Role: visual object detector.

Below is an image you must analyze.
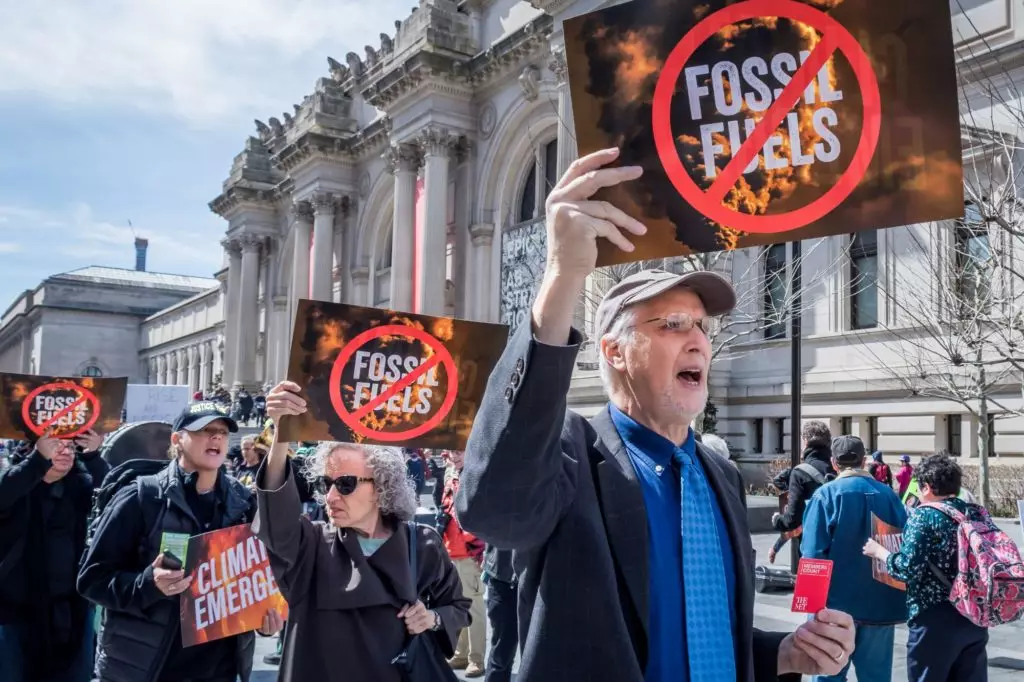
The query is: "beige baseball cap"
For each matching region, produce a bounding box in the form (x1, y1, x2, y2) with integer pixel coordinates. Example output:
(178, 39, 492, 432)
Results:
(595, 268, 736, 338)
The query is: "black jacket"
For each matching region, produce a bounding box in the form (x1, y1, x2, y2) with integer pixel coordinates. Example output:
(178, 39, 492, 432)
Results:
(78, 459, 257, 682)
(0, 448, 108, 676)
(455, 324, 797, 682)
(772, 445, 835, 533)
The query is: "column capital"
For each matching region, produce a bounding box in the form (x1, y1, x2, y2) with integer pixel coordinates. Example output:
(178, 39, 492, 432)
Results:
(548, 44, 567, 85)
(312, 192, 337, 216)
(383, 143, 422, 174)
(470, 222, 495, 247)
(272, 295, 288, 310)
(292, 200, 314, 223)
(238, 234, 264, 253)
(221, 237, 242, 255)
(417, 126, 459, 158)
(351, 266, 370, 283)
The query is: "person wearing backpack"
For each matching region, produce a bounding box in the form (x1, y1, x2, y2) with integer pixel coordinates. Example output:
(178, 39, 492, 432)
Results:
(77, 401, 282, 682)
(863, 453, 993, 681)
(772, 420, 836, 536)
(0, 429, 108, 682)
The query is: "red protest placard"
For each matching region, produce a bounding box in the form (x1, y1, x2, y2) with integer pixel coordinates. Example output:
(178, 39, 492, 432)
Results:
(179, 525, 288, 647)
(792, 558, 833, 613)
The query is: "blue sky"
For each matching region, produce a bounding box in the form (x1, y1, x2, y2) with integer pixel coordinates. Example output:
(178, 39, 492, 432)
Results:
(0, 0, 411, 308)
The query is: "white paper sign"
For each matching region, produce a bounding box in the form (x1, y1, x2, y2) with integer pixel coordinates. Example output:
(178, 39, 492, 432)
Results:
(125, 384, 191, 424)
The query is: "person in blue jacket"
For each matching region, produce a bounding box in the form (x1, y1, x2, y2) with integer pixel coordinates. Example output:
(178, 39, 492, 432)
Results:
(801, 435, 909, 682)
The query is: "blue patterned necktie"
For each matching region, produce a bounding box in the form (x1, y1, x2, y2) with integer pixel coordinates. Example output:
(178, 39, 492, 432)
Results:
(674, 447, 737, 682)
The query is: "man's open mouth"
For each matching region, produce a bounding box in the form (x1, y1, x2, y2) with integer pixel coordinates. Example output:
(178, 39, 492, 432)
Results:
(677, 368, 703, 387)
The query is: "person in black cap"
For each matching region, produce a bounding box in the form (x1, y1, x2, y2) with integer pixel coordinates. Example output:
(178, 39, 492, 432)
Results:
(78, 401, 282, 682)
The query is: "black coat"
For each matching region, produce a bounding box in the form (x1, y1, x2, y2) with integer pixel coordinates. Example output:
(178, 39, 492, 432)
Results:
(773, 445, 835, 533)
(78, 459, 257, 682)
(0, 449, 108, 676)
(456, 324, 798, 682)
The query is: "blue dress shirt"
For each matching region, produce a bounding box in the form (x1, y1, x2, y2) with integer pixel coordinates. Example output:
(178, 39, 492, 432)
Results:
(609, 405, 737, 682)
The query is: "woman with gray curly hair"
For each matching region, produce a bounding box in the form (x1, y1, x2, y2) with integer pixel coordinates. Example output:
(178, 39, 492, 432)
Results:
(252, 381, 470, 682)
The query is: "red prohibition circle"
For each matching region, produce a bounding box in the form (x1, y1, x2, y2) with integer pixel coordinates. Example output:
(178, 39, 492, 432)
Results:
(21, 382, 101, 438)
(652, 0, 881, 234)
(328, 325, 459, 442)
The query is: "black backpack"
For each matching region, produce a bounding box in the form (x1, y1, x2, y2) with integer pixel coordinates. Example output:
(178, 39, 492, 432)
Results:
(86, 458, 169, 548)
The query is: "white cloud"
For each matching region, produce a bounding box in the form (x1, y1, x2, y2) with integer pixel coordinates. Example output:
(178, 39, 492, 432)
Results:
(0, 202, 221, 269)
(0, 0, 412, 126)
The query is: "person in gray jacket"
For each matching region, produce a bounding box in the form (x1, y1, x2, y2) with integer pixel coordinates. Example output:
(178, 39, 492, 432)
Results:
(455, 147, 856, 682)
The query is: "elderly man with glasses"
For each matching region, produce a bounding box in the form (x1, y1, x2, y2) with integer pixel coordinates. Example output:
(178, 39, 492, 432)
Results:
(455, 147, 856, 682)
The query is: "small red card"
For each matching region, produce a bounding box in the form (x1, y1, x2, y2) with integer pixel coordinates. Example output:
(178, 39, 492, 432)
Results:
(791, 558, 833, 613)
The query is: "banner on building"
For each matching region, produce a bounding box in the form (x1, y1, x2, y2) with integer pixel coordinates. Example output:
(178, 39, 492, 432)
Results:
(870, 512, 906, 590)
(0, 373, 127, 440)
(499, 219, 547, 336)
(279, 300, 508, 449)
(179, 524, 288, 647)
(124, 384, 192, 424)
(564, 0, 963, 265)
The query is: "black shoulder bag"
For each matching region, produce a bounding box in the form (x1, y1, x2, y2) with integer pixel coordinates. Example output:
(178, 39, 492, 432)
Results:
(391, 522, 460, 682)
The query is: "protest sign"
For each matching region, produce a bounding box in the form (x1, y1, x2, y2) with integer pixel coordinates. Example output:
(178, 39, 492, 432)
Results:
(563, 0, 962, 265)
(279, 300, 508, 449)
(0, 373, 127, 440)
(180, 525, 288, 647)
(124, 384, 191, 424)
(870, 512, 906, 590)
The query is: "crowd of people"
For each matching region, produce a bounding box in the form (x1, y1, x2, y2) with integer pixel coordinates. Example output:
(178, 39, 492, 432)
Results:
(1, 147, 1021, 682)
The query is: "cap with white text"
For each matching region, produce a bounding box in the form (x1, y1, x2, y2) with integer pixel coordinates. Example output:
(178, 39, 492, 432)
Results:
(172, 401, 239, 433)
(595, 268, 737, 339)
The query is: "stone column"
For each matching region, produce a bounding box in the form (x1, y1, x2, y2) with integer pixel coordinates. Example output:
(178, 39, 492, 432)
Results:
(332, 197, 353, 303)
(199, 342, 210, 393)
(469, 223, 495, 321)
(272, 296, 290, 382)
(155, 356, 165, 385)
(20, 327, 32, 373)
(222, 240, 243, 386)
(213, 337, 225, 386)
(417, 127, 456, 315)
(549, 46, 576, 178)
(234, 235, 263, 389)
(310, 194, 336, 302)
(386, 143, 419, 311)
(351, 267, 370, 306)
(174, 350, 185, 385)
(290, 201, 313, 303)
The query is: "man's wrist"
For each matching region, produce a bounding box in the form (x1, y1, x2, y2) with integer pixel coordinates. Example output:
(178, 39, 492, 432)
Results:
(776, 633, 796, 675)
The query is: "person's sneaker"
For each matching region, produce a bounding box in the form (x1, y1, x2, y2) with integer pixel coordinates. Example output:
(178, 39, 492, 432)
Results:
(465, 662, 485, 678)
(447, 658, 469, 670)
(263, 653, 281, 666)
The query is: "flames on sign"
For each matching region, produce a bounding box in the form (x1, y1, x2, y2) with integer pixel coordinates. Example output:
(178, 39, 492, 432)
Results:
(310, 311, 455, 442)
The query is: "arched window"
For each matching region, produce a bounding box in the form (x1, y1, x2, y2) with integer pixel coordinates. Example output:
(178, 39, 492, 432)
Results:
(81, 365, 103, 377)
(517, 139, 558, 224)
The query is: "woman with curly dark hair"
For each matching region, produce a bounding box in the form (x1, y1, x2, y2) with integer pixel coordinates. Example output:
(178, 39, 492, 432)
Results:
(864, 452, 989, 681)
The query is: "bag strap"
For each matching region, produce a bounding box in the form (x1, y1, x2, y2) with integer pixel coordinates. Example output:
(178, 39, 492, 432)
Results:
(928, 561, 954, 590)
(407, 521, 419, 597)
(795, 462, 825, 485)
(920, 501, 968, 525)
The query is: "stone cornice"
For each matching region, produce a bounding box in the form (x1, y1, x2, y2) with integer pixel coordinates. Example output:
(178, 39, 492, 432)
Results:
(272, 116, 392, 172)
(525, 0, 575, 15)
(209, 185, 278, 217)
(464, 14, 554, 87)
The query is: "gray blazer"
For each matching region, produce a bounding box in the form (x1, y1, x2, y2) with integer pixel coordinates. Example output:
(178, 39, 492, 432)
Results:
(456, 324, 798, 682)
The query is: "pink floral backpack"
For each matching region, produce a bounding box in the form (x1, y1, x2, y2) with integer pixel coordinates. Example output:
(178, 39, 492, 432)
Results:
(922, 502, 1024, 627)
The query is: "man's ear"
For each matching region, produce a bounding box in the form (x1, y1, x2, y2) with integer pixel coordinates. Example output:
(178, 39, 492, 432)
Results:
(600, 335, 628, 372)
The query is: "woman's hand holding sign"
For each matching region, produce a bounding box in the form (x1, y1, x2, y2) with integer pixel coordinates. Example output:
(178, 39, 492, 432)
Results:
(533, 148, 646, 345)
(264, 381, 307, 490)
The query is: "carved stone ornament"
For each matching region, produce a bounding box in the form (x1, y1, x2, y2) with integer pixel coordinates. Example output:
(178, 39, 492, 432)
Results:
(238, 234, 264, 252)
(220, 238, 242, 255)
(470, 222, 495, 247)
(479, 101, 497, 139)
(418, 126, 457, 157)
(383, 143, 421, 174)
(358, 171, 371, 198)
(519, 64, 541, 102)
(292, 200, 314, 223)
(548, 45, 567, 84)
(312, 193, 337, 215)
(352, 266, 370, 282)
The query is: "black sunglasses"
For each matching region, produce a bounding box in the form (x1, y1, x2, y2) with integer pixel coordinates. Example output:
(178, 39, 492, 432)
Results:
(315, 475, 374, 496)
